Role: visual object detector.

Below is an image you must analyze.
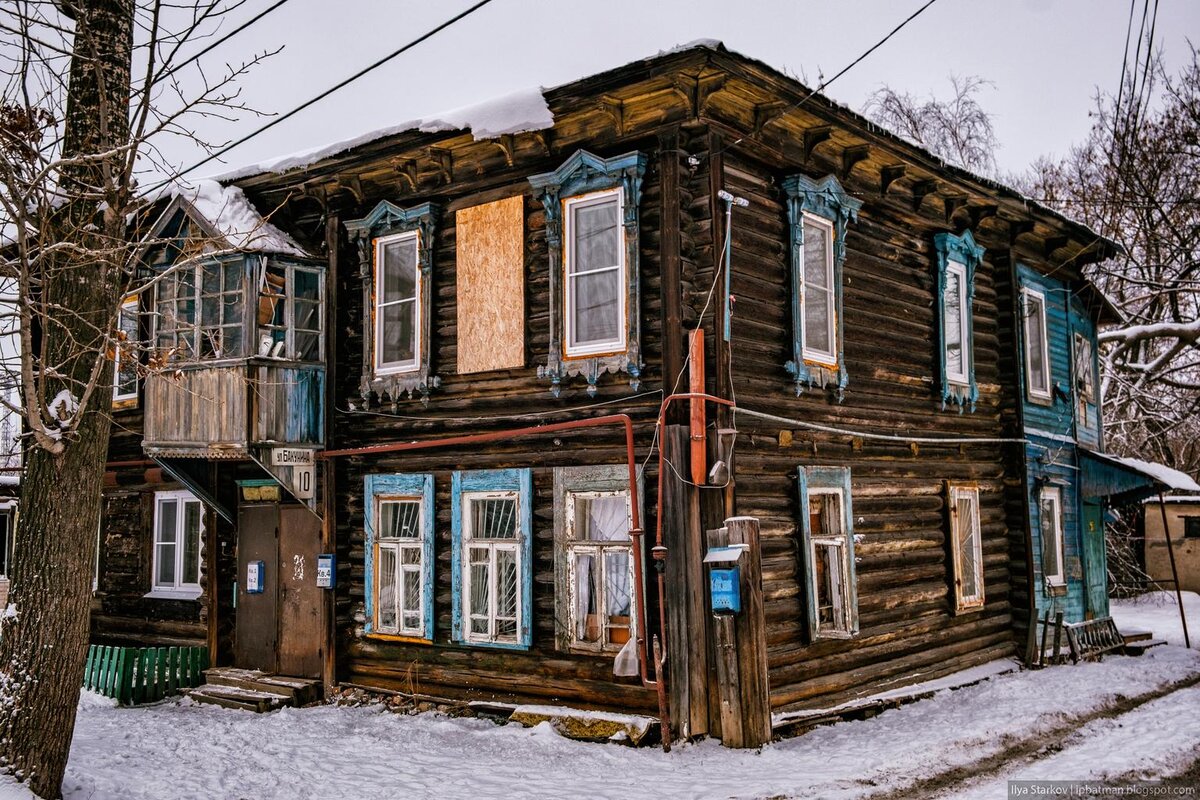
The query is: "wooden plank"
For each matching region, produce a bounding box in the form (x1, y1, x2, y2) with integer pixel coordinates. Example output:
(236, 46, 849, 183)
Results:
(455, 195, 525, 373)
(658, 129, 684, 406)
(663, 425, 693, 739)
(726, 516, 771, 747)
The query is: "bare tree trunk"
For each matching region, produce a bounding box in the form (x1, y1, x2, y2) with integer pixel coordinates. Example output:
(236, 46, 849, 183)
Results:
(0, 2, 132, 796)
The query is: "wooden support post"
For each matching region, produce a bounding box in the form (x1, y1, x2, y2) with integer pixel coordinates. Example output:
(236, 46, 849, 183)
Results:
(1039, 609, 1051, 666)
(1157, 493, 1192, 649)
(707, 517, 771, 748)
(1051, 611, 1064, 663)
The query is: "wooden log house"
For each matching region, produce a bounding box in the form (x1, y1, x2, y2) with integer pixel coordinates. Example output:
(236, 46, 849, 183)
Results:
(93, 42, 1147, 740)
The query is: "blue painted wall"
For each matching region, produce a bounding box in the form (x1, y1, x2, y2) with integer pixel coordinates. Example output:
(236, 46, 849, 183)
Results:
(1026, 436, 1087, 622)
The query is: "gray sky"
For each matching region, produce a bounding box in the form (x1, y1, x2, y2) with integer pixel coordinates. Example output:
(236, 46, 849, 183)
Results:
(157, 0, 1198, 182)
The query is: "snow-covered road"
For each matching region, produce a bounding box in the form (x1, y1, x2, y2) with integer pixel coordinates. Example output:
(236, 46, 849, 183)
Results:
(33, 645, 1197, 800)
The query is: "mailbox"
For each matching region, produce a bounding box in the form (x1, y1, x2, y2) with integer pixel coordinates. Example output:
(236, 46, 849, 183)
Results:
(704, 543, 748, 614)
(246, 560, 265, 594)
(317, 553, 336, 589)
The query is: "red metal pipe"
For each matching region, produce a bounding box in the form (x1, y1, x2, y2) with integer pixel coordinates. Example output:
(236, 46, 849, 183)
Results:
(689, 331, 707, 486)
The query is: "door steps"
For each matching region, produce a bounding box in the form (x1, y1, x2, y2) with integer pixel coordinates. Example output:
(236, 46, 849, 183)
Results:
(188, 667, 322, 712)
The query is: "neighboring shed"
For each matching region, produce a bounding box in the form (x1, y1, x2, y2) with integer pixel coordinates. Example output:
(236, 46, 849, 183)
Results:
(1143, 495, 1200, 594)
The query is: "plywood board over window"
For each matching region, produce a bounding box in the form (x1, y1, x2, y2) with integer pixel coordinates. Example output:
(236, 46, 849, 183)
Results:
(455, 196, 525, 374)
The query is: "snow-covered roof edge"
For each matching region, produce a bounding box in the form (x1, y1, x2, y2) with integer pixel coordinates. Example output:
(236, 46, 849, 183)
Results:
(146, 180, 313, 259)
(1143, 495, 1200, 504)
(1107, 455, 1200, 492)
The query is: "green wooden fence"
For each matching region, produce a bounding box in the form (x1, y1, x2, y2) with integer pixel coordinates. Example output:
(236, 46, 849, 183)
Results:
(82, 645, 208, 705)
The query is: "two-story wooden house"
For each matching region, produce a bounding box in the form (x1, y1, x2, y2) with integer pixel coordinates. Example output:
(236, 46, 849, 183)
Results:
(96, 42, 1166, 742)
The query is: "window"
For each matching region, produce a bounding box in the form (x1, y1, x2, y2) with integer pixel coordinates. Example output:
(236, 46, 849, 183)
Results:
(257, 262, 323, 361)
(1074, 332, 1096, 417)
(113, 297, 139, 404)
(552, 465, 639, 653)
(565, 189, 625, 358)
(783, 174, 862, 399)
(451, 469, 532, 649)
(150, 490, 203, 599)
(529, 150, 646, 397)
(933, 231, 984, 411)
(0, 506, 14, 580)
(345, 201, 439, 403)
(948, 483, 984, 611)
(1022, 287, 1052, 402)
(797, 466, 858, 639)
(364, 473, 434, 640)
(374, 232, 420, 373)
(1183, 516, 1200, 539)
(1039, 486, 1065, 587)
(155, 259, 245, 360)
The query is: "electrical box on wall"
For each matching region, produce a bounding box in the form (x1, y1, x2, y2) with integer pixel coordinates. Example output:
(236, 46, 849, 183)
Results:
(317, 553, 335, 589)
(246, 560, 265, 594)
(709, 567, 742, 613)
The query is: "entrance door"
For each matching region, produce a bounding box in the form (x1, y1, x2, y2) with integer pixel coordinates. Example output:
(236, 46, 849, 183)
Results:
(1080, 501, 1109, 619)
(235, 503, 324, 678)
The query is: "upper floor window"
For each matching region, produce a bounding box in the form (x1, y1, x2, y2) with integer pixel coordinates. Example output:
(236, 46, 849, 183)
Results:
(564, 189, 626, 358)
(1022, 287, 1052, 402)
(1039, 485, 1065, 588)
(113, 297, 139, 405)
(933, 230, 984, 411)
(1073, 332, 1096, 415)
(783, 175, 862, 400)
(797, 465, 858, 639)
(345, 201, 439, 404)
(257, 262, 323, 362)
(948, 483, 984, 612)
(364, 473, 434, 641)
(156, 259, 244, 360)
(451, 469, 533, 650)
(530, 150, 646, 397)
(149, 490, 203, 600)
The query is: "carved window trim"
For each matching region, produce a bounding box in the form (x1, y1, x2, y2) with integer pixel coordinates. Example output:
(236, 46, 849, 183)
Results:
(934, 230, 985, 412)
(529, 150, 646, 397)
(345, 201, 440, 404)
(783, 174, 861, 400)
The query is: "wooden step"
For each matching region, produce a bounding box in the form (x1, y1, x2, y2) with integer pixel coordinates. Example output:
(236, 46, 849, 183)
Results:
(188, 684, 291, 713)
(1121, 628, 1155, 644)
(202, 668, 322, 706)
(1121, 638, 1169, 656)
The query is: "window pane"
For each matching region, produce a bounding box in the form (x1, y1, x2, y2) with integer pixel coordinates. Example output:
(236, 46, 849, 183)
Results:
(157, 500, 178, 545)
(377, 546, 398, 631)
(380, 300, 415, 365)
(223, 261, 242, 294)
(570, 269, 621, 347)
(956, 494, 980, 600)
(1075, 334, 1094, 399)
(572, 198, 620, 273)
(182, 501, 201, 585)
(574, 551, 599, 643)
(576, 494, 629, 542)
(1040, 494, 1060, 578)
(382, 238, 417, 303)
(293, 269, 320, 302)
(803, 220, 830, 291)
(379, 500, 421, 540)
(471, 497, 517, 540)
(401, 563, 421, 631)
(604, 551, 632, 617)
(804, 286, 833, 356)
(496, 548, 518, 639)
(469, 547, 490, 628)
(1026, 296, 1048, 392)
(945, 270, 964, 377)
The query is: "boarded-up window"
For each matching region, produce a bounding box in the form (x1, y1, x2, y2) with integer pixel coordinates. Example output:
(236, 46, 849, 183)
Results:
(455, 196, 524, 373)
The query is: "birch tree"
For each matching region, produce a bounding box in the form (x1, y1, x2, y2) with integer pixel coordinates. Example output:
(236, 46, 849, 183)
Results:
(0, 2, 272, 795)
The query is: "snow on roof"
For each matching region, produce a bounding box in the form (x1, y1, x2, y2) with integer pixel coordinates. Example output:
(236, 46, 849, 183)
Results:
(216, 88, 553, 181)
(1143, 495, 1200, 504)
(1108, 455, 1200, 492)
(170, 180, 311, 258)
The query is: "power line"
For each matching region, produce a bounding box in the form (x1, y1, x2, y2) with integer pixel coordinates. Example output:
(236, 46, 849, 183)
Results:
(158, 0, 297, 83)
(150, 0, 498, 193)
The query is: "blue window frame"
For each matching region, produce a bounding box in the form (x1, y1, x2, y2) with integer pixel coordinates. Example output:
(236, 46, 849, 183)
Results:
(364, 473, 435, 641)
(933, 230, 985, 412)
(451, 468, 533, 650)
(783, 175, 862, 400)
(797, 465, 859, 639)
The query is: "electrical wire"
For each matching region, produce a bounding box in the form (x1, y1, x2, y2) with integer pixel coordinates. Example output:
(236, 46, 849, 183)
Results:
(733, 405, 1028, 446)
(157, 0, 297, 84)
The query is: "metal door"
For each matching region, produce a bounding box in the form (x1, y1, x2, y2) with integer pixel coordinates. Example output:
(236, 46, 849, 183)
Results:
(236, 504, 279, 672)
(277, 507, 323, 678)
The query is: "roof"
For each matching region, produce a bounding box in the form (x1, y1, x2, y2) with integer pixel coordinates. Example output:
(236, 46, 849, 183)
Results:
(1143, 495, 1200, 504)
(147, 180, 313, 259)
(1080, 448, 1200, 502)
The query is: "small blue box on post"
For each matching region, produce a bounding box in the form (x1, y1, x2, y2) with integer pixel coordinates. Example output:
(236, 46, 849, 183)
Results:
(317, 553, 336, 588)
(710, 566, 741, 613)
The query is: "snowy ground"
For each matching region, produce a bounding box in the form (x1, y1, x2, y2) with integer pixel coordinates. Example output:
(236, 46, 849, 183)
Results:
(5, 645, 1186, 800)
(1111, 590, 1200, 648)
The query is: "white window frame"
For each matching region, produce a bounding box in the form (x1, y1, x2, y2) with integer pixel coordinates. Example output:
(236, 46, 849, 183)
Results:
(949, 484, 985, 611)
(1022, 287, 1052, 401)
(1040, 486, 1066, 587)
(113, 297, 139, 403)
(148, 489, 203, 600)
(799, 213, 838, 367)
(373, 495, 426, 637)
(563, 188, 626, 358)
(564, 489, 636, 653)
(943, 260, 971, 386)
(373, 230, 421, 375)
(0, 503, 15, 581)
(808, 486, 853, 638)
(461, 489, 523, 645)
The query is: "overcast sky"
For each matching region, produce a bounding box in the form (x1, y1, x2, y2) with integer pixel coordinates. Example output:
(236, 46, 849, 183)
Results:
(154, 0, 1198, 182)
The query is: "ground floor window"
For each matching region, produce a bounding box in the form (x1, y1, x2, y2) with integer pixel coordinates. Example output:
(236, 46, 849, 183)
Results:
(150, 490, 203, 599)
(552, 465, 637, 654)
(948, 483, 984, 611)
(451, 469, 532, 649)
(798, 466, 858, 639)
(365, 473, 434, 640)
(1039, 485, 1066, 587)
